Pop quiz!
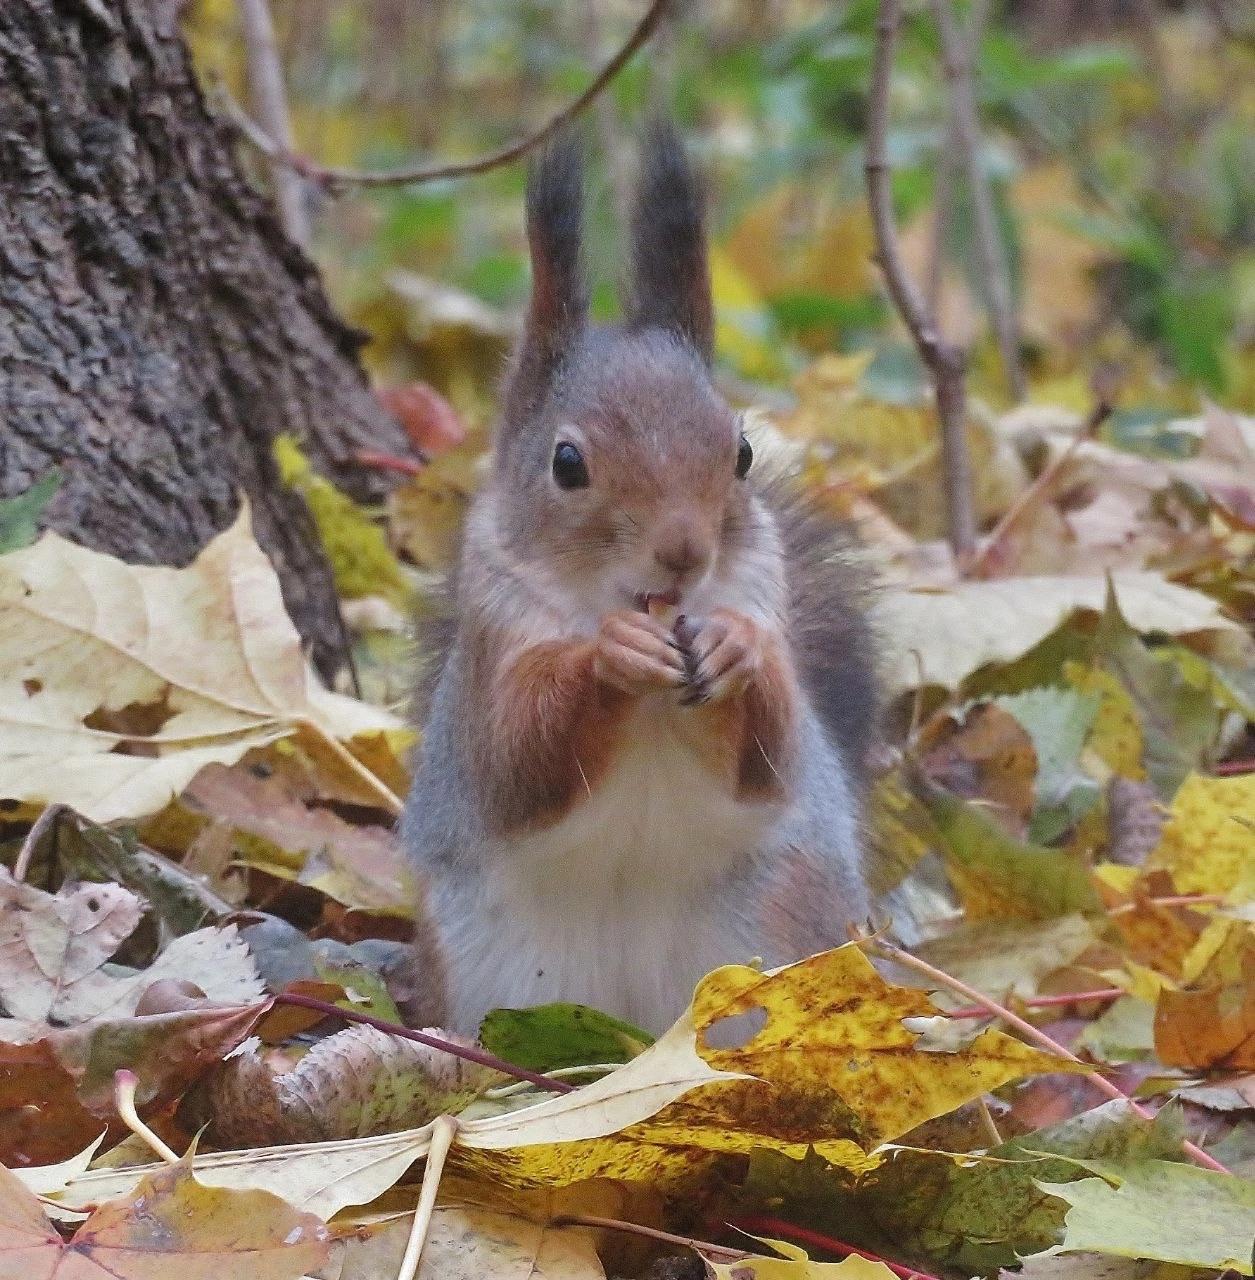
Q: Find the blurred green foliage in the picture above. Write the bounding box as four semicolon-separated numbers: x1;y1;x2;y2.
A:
188;0;1254;413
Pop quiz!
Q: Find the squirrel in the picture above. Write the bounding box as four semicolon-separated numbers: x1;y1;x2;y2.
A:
401;122;878;1035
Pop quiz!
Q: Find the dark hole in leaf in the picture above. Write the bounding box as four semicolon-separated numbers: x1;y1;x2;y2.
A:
702;1005;767;1051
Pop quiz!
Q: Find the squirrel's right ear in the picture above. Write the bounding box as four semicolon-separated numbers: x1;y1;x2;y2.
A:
504;132;588;422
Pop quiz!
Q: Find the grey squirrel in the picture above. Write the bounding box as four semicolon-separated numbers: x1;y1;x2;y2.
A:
402;123;878;1035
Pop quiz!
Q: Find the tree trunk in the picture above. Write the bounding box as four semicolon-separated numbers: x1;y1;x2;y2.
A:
0;0;413;677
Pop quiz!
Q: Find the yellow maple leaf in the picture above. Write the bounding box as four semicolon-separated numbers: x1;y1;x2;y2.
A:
1148;773;1255;896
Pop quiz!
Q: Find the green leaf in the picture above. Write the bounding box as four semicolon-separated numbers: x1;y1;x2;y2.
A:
478;1003;653;1074
924;785;1102;920
995;687;1102;843
1036;1159;1255;1274
0;470;61;554
1091;588;1221;796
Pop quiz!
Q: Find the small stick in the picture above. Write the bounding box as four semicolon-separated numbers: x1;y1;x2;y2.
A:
234;0;310;244
552;1213;748;1262
271;992;575;1094
868;937;1231;1174
220;0;672;192
947;987;1123;1018
114;1070;181;1164
11;802;68;883
395;1114;458;1280
967;400;1112;577
975;1096;1004;1147
867;0;977;558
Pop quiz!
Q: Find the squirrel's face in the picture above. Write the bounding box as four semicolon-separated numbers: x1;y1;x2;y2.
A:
509;331;756;614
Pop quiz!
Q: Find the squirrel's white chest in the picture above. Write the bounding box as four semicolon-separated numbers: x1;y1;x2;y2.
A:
443;699;778;1032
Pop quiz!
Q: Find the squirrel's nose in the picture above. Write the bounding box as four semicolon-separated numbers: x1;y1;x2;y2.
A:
654;528;710;577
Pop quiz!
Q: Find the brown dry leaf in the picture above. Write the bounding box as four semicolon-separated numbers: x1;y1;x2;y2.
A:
0;507;401;822
0;1000;266;1166
0;869;262;1023
185;1023;500;1147
0;1157;329;1279
918;703;1039;837
1155;921;1255;1071
163;762;411;914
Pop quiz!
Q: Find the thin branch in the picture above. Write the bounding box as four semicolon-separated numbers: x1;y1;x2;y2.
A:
868;937;1232;1175
947;987;1123;1018
930;0;1025;401
552;1214;749;1262
270;992;576;1094
866;0;978;557
234;0;310;244
966;398;1111;577
222;0;672;191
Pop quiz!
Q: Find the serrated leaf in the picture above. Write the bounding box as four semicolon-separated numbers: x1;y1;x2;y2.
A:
1037;1159;1255;1273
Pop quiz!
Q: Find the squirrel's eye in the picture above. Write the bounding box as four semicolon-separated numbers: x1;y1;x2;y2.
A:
735;433;753;480
552;441;590;490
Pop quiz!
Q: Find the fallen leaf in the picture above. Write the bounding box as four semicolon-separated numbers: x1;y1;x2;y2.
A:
708;1237;898;1277
1155;921;1255;1070
1037;1158;1255;1274
1148;772;1255;896
480;1004;653;1074
0;1157;330;1279
183;1023;500;1147
0;871;262;1024
0;1000;265;1165
873;572;1246;694
0;507;401;822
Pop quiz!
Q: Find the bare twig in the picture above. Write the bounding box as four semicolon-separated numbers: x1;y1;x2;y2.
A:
866;0;977;557
553;1214;748;1262
966;399;1112;577
222;0;672;191
930;0;1025;401
868;936;1232;1175
270;991;576;1093
234;0;310;243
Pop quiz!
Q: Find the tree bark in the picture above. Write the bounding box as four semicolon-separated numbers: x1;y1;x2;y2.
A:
0;0;412;677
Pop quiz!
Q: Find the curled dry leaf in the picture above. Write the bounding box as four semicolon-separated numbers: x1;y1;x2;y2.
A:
0;507;401;822
0;869;263;1025
0;867;145;1023
184;1023;502;1147
0;1157;330;1280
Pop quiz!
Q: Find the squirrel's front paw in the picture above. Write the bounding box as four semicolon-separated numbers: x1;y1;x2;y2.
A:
593;610;688;696
677;609;765;704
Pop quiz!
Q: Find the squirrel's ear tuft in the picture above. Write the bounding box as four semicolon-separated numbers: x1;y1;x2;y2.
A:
626;119;713;365
504;131;588;422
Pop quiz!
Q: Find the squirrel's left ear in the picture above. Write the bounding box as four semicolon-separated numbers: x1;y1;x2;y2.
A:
503;131;589;425
625;119;714;366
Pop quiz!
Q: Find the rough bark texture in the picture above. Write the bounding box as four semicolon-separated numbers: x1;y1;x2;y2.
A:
0;0;412;675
